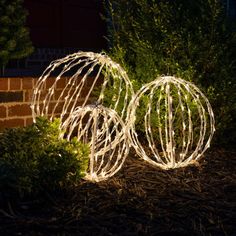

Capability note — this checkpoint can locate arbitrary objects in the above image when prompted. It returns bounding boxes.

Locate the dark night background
[6,0,107,76]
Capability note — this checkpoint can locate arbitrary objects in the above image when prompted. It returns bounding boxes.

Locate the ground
[0,148,235,236]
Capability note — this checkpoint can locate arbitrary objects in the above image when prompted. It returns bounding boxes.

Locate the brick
[25,117,34,126]
[0,91,23,103]
[54,89,66,100]
[68,76,84,86]
[31,89,51,102]
[46,77,56,89]
[0,105,7,118]
[0,118,24,130]
[0,78,8,91]
[24,90,34,102]
[56,77,67,89]
[48,100,84,117]
[8,104,32,117]
[55,87,90,101]
[31,78,37,87]
[10,78,22,90]
[85,76,104,87]
[29,103,42,116]
[48,101,64,115]
[22,78,33,89]
[54,88,81,101]
[52,113,62,119]
[66,100,83,111]
[80,86,91,98]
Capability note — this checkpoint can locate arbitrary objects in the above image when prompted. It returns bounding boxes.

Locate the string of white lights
[31,52,133,182]
[31,51,215,179]
[31,51,134,123]
[60,104,129,182]
[127,76,215,169]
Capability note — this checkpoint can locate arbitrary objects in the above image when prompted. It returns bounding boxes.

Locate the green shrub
[0,0,34,75]
[105,0,236,147]
[0,117,89,198]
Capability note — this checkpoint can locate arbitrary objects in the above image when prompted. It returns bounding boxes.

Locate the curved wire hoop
[127,76,215,169]
[61,104,130,182]
[31,51,134,123]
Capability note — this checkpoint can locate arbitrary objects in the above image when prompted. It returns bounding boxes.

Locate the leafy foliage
[0,0,33,72]
[105,0,236,146]
[0,117,89,198]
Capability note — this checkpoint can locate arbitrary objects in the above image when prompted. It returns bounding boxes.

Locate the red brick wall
[0,77,102,131]
[0,78,36,130]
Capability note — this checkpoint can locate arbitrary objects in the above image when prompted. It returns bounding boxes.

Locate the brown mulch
[0,148,235,236]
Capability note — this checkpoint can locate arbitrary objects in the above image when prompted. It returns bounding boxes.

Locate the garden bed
[0,148,235,236]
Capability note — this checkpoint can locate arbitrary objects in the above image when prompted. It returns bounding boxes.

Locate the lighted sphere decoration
[60,104,129,182]
[31,51,134,122]
[127,76,215,169]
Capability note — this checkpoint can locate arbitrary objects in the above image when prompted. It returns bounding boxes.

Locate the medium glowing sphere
[127,76,215,169]
[61,104,129,182]
[31,51,134,122]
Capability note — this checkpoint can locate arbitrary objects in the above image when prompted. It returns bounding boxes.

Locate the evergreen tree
[0,0,33,75]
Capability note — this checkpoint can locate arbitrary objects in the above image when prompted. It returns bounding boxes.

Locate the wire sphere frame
[60,104,130,182]
[31,51,134,123]
[30,51,134,182]
[127,76,215,169]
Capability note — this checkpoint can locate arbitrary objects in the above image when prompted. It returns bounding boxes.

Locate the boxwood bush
[0,117,89,198]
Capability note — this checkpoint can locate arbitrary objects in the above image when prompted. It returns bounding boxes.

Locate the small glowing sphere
[31,51,134,122]
[61,105,129,182]
[127,76,215,169]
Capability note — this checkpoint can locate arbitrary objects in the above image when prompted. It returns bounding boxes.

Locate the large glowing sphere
[31,51,134,122]
[61,105,129,182]
[127,76,215,169]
